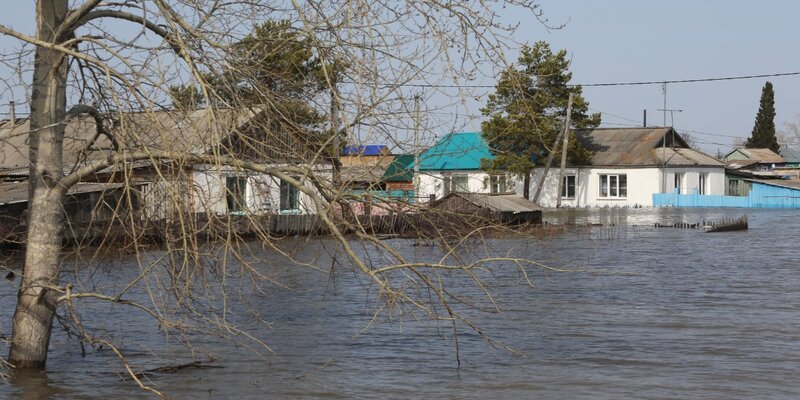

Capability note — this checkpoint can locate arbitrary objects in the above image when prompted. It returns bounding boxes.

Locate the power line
[346,70,800,89]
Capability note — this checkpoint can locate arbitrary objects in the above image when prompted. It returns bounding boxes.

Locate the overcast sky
[2,1,800,155]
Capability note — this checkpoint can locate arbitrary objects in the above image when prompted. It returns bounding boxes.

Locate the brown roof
[725,148,785,164]
[574,127,723,167]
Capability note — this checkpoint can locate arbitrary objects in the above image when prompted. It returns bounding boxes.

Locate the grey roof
[0,108,264,177]
[724,148,785,163]
[451,193,542,213]
[726,159,761,170]
[746,178,800,190]
[574,127,723,167]
[0,182,126,205]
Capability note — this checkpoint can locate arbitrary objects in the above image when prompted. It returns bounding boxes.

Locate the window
[490,175,507,194]
[728,179,740,196]
[674,173,684,194]
[599,174,627,198]
[561,175,576,198]
[443,174,469,194]
[279,179,299,210]
[698,173,707,195]
[226,176,247,213]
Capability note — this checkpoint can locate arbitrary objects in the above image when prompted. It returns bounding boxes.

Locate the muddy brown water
[2,208,800,399]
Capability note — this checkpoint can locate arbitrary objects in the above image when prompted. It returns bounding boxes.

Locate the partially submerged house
[0,108,333,223]
[530,127,725,207]
[417,132,511,201]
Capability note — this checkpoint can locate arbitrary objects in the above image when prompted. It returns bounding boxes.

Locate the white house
[529,127,725,207]
[0,108,332,220]
[416,132,511,201]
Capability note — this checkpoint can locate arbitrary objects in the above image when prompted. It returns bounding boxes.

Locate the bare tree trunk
[9,0,69,369]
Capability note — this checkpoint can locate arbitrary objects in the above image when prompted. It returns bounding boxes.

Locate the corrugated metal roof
[574,127,723,167]
[746,178,800,190]
[0,182,126,205]
[726,159,761,170]
[724,148,785,163]
[419,132,493,171]
[0,108,262,176]
[382,154,414,182]
[452,193,542,213]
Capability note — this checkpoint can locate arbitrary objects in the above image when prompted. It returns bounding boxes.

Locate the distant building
[723,148,785,173]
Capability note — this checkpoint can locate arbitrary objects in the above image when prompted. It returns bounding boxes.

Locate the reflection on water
[2,208,800,399]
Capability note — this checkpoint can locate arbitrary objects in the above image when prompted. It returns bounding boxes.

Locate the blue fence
[653,182,800,208]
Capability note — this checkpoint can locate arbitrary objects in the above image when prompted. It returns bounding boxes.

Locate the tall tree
[745,81,779,152]
[0,0,554,391]
[481,41,600,199]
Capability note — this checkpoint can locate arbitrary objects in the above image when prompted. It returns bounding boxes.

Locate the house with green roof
[417,132,512,201]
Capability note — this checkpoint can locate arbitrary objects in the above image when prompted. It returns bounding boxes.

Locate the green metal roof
[419,132,493,171]
[382,154,415,182]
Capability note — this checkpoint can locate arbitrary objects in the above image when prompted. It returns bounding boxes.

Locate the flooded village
[3,1,800,400]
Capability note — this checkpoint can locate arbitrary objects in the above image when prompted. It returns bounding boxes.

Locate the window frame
[598,173,627,199]
[443,173,469,194]
[674,172,684,194]
[226,176,248,213]
[561,175,576,199]
[489,174,507,194]
[698,172,707,195]
[279,178,300,211]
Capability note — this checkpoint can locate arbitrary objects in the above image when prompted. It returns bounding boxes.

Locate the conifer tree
[745,81,779,152]
[481,41,600,199]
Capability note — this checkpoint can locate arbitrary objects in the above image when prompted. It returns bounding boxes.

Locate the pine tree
[745,81,779,152]
[481,41,600,199]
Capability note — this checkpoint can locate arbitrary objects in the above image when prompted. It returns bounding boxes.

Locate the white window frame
[698,173,707,195]
[561,175,576,199]
[443,174,469,194]
[599,174,627,198]
[674,172,684,194]
[489,174,507,194]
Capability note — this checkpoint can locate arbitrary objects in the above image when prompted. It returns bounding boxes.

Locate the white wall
[528,166,725,208]
[189,164,330,215]
[417,170,505,202]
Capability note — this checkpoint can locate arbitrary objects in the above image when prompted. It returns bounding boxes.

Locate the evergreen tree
[745,81,779,152]
[481,41,600,199]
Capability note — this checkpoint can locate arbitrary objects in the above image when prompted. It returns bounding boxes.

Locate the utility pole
[555,93,574,208]
[413,94,421,201]
[662,82,667,127]
[331,84,342,189]
[533,94,574,205]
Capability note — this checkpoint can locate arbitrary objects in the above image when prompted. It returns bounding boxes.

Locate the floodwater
[2,208,800,399]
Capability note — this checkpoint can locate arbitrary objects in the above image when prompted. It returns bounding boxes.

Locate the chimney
[9,101,15,127]
[643,109,647,127]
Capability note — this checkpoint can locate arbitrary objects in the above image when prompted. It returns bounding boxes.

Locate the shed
[430,192,542,225]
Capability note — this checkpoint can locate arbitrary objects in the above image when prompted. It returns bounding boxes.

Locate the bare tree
[0,0,554,394]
